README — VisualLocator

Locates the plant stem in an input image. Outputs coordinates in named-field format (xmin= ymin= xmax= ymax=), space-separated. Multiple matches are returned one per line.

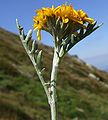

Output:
xmin=16 ymin=20 xmax=51 ymax=104
xmin=50 ymin=48 xmax=59 ymax=120
xmin=22 ymin=41 xmax=51 ymax=103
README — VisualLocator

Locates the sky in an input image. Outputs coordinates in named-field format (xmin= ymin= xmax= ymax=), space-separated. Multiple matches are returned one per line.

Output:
xmin=0 ymin=0 xmax=108 ymax=69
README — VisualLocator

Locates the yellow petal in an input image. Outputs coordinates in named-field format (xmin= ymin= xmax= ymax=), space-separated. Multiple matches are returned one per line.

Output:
xmin=52 ymin=5 xmax=54 ymax=10
xmin=37 ymin=30 xmax=41 ymax=41
xmin=84 ymin=17 xmax=94 ymax=24
xmin=77 ymin=9 xmax=87 ymax=18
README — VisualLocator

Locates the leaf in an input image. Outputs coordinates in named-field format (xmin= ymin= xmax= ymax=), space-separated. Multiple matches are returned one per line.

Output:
xmin=77 ymin=22 xmax=102 ymax=41
xmin=30 ymin=40 xmax=38 ymax=54
xmin=25 ymin=29 xmax=32 ymax=43
xmin=66 ymin=34 xmax=76 ymax=51
xmin=36 ymin=50 xmax=42 ymax=69
xmin=59 ymin=46 xmax=65 ymax=58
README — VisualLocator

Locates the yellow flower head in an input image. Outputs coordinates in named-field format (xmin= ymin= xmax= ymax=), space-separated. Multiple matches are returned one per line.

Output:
xmin=33 ymin=4 xmax=94 ymax=41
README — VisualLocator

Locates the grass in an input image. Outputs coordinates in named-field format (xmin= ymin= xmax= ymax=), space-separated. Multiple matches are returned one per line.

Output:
xmin=0 ymin=71 xmax=108 ymax=120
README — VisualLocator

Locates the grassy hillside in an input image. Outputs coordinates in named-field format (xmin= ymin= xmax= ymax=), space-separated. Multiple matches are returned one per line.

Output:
xmin=0 ymin=27 xmax=108 ymax=120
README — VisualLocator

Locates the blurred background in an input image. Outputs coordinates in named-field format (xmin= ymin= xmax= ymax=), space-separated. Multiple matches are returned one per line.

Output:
xmin=0 ymin=0 xmax=108 ymax=71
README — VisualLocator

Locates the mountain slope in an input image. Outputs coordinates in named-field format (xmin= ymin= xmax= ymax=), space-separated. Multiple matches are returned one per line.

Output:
xmin=84 ymin=54 xmax=108 ymax=71
xmin=0 ymin=27 xmax=108 ymax=120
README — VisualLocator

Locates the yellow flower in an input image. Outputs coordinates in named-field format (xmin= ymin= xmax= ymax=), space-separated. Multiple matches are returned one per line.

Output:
xmin=33 ymin=16 xmax=43 ymax=30
xmin=77 ymin=9 xmax=94 ymax=24
xmin=33 ymin=4 xmax=94 ymax=41
xmin=55 ymin=5 xmax=74 ymax=23
xmin=55 ymin=5 xmax=83 ymax=24
xmin=37 ymin=5 xmax=55 ymax=17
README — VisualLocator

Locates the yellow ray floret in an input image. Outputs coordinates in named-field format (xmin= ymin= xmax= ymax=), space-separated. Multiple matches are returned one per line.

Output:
xmin=37 ymin=29 xmax=41 ymax=41
xmin=77 ymin=9 xmax=94 ymax=24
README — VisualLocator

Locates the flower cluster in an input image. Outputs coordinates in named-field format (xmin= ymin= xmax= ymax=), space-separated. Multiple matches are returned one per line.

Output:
xmin=33 ymin=4 xmax=94 ymax=41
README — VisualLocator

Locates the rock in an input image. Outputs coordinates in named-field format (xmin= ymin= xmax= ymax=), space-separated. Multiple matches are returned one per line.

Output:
xmin=88 ymin=73 xmax=100 ymax=81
